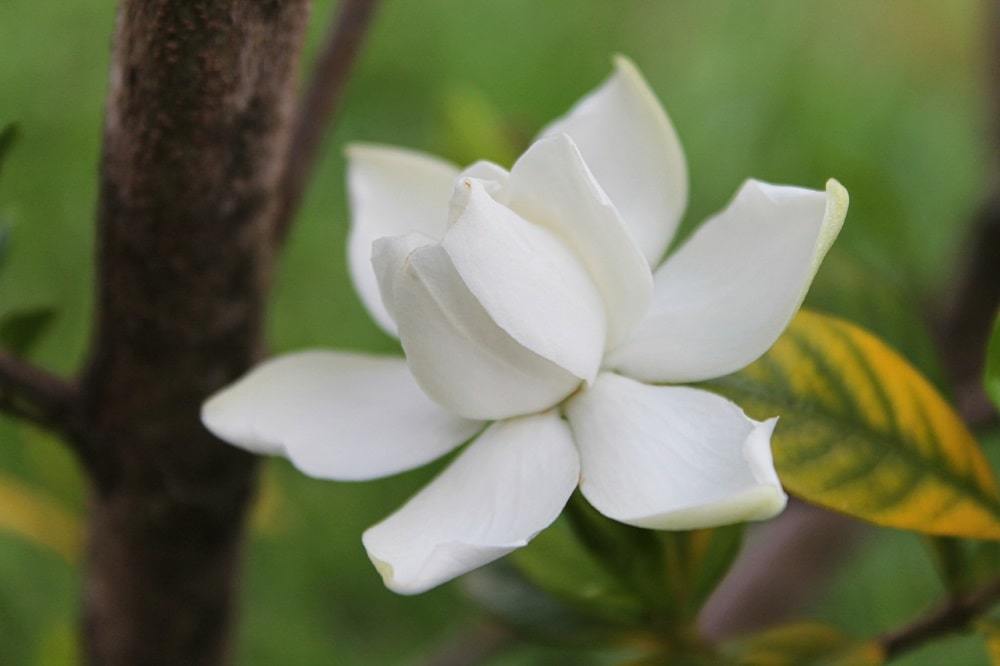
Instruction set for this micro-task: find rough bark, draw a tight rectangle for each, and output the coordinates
[77,2,309,663]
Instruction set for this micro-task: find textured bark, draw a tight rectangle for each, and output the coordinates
[78,1,309,663]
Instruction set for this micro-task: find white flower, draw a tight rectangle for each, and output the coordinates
[202,56,849,595]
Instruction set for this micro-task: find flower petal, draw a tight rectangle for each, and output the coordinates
[442,179,606,381]
[362,410,579,594]
[377,237,584,420]
[609,179,849,383]
[346,144,459,335]
[506,134,653,347]
[201,351,482,480]
[539,55,688,264]
[565,373,786,530]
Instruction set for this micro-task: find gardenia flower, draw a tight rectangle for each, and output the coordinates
[202,56,848,594]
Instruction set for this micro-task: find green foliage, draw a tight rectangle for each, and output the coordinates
[463,562,633,648]
[563,494,672,617]
[722,622,883,665]
[707,310,1000,540]
[0,123,18,178]
[978,619,1000,665]
[0,307,55,355]
[510,517,647,626]
[987,313,1000,410]
[1,0,996,663]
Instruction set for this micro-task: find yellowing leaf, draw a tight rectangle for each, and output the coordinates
[978,619,1000,665]
[724,622,884,666]
[707,310,1000,540]
[0,474,81,562]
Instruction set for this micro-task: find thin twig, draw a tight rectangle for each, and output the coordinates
[0,351,76,431]
[272,0,380,244]
[877,577,1000,660]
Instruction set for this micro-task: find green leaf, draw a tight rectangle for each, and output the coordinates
[0,308,55,356]
[510,516,646,626]
[661,525,744,617]
[978,619,1000,665]
[987,312,1000,410]
[563,493,671,616]
[0,224,9,270]
[723,622,884,665]
[560,495,744,624]
[927,536,1000,594]
[706,310,1000,540]
[0,474,81,563]
[461,562,632,648]
[0,123,18,178]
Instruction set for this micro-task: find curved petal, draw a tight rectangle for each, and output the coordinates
[346,144,459,335]
[539,55,688,264]
[371,231,435,324]
[609,179,849,383]
[362,410,579,594]
[442,179,606,381]
[565,373,787,530]
[507,134,653,347]
[376,237,584,420]
[449,160,510,224]
[201,351,483,480]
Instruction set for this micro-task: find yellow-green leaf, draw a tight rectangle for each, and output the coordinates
[987,312,1000,410]
[0,474,81,562]
[978,618,1000,665]
[706,310,1000,539]
[724,622,884,666]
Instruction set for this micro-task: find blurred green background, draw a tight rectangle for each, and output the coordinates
[0,0,996,663]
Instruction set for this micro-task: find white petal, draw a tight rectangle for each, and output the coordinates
[539,55,687,264]
[382,241,583,421]
[507,134,653,347]
[371,231,434,324]
[201,351,482,480]
[609,179,849,383]
[459,160,509,187]
[346,144,459,335]
[442,180,606,381]
[565,373,787,530]
[363,411,579,594]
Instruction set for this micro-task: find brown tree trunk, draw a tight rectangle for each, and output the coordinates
[77,1,309,663]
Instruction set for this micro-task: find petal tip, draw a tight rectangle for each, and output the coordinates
[199,391,227,438]
[825,178,850,222]
[610,53,639,77]
[362,538,418,596]
[818,178,850,257]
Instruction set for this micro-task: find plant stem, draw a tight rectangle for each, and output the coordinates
[878,577,1000,660]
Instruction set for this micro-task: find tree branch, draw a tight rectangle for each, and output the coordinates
[0,351,76,431]
[272,0,380,244]
[877,577,1000,661]
[79,1,311,663]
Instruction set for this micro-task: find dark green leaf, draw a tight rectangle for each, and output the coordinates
[662,525,744,617]
[927,536,1000,594]
[509,517,647,626]
[563,493,671,617]
[987,312,1000,410]
[461,562,632,648]
[0,225,9,271]
[0,308,55,356]
[0,124,19,178]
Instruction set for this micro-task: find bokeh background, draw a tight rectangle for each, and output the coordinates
[0,0,996,663]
